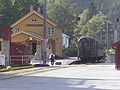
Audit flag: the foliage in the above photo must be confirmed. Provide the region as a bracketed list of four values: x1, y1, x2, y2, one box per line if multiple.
[46, 0, 78, 44]
[105, 48, 115, 54]
[62, 47, 77, 57]
[0, 0, 41, 26]
[71, 0, 120, 23]
[73, 8, 106, 47]
[0, 0, 78, 48]
[0, 0, 119, 50]
[0, 0, 13, 26]
[86, 14, 106, 39]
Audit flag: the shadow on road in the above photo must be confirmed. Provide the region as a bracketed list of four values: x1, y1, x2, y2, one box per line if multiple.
[0, 75, 118, 90]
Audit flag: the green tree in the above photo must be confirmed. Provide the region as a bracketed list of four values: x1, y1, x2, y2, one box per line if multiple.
[88, 2, 97, 19]
[0, 0, 41, 26]
[46, 0, 78, 45]
[86, 13, 106, 41]
[0, 0, 13, 26]
[12, 0, 40, 23]
[73, 9, 91, 46]
[73, 9, 106, 46]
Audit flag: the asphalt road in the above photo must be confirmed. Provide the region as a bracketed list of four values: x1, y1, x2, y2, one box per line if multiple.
[0, 64, 120, 90]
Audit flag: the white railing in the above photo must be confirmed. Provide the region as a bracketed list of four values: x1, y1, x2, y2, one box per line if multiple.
[30, 56, 49, 64]
[10, 55, 49, 65]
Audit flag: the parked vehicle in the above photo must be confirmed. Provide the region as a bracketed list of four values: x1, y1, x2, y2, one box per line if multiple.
[78, 36, 105, 63]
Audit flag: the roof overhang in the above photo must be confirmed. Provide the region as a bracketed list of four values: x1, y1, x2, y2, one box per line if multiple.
[11, 10, 59, 28]
[12, 31, 44, 41]
[112, 41, 120, 47]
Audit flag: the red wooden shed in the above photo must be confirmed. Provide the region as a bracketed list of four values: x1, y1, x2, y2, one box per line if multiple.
[112, 41, 120, 70]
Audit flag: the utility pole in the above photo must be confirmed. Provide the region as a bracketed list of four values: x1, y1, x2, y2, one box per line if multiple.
[114, 23, 117, 43]
[43, 0, 47, 64]
[117, 18, 119, 41]
[106, 20, 109, 49]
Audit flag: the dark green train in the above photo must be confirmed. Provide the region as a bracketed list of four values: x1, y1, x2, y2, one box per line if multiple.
[78, 36, 105, 63]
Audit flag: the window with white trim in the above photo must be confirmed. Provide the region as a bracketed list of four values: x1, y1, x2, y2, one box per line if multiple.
[31, 19, 37, 22]
[48, 28, 55, 36]
[13, 28, 20, 32]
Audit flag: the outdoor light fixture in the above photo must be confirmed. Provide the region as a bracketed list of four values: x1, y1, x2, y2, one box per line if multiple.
[29, 37, 33, 40]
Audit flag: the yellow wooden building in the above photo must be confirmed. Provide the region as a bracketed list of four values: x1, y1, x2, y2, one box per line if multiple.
[10, 10, 62, 57]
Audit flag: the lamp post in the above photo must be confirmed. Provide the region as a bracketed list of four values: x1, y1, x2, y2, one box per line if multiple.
[43, 0, 47, 64]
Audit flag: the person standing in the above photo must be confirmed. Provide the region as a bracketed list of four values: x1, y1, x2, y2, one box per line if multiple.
[49, 53, 55, 66]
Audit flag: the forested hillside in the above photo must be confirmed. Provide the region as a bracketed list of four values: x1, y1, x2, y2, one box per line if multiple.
[70, 0, 120, 23]
[69, 0, 120, 49]
[70, 0, 92, 13]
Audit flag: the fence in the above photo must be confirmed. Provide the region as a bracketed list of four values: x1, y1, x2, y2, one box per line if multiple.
[10, 55, 49, 65]
[10, 55, 33, 65]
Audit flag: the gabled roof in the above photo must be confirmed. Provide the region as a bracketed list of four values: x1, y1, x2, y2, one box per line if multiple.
[12, 31, 44, 40]
[62, 33, 70, 38]
[11, 10, 61, 28]
[112, 41, 120, 47]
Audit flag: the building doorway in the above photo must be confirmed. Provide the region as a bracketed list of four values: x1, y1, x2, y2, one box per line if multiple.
[32, 43, 36, 55]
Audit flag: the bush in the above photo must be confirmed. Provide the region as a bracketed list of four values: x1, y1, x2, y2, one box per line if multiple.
[105, 48, 115, 54]
[62, 47, 77, 57]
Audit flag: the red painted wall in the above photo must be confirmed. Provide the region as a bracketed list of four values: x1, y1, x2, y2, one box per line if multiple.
[10, 43, 31, 64]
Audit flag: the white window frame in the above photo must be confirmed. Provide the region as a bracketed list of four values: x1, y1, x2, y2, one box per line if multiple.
[13, 28, 20, 32]
[31, 19, 37, 22]
[48, 28, 55, 36]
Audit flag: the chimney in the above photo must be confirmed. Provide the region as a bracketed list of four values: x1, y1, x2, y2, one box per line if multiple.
[30, 5, 34, 11]
[38, 7, 41, 13]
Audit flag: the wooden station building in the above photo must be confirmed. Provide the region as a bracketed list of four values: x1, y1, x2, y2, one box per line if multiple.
[10, 10, 62, 58]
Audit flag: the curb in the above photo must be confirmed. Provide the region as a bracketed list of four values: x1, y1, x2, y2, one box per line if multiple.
[0, 64, 49, 72]
[0, 66, 69, 80]
[0, 66, 34, 72]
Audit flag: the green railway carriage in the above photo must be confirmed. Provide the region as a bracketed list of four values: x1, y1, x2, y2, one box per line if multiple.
[78, 36, 105, 63]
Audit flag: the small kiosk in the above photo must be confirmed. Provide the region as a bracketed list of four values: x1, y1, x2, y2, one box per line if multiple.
[112, 41, 120, 70]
